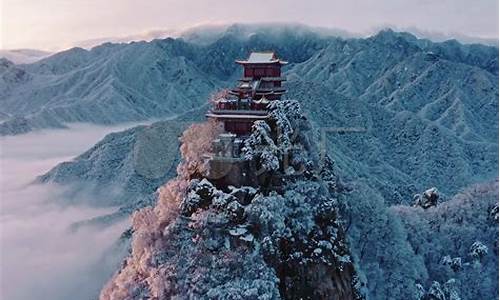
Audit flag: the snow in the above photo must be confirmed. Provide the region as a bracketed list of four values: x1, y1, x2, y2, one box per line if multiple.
[413, 187, 439, 209]
[247, 52, 275, 63]
[228, 226, 247, 236]
[390, 180, 498, 299]
[240, 234, 254, 242]
[427, 281, 446, 300]
[242, 120, 280, 172]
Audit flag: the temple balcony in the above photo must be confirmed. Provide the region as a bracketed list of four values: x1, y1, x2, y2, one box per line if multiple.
[230, 87, 286, 94]
[208, 109, 268, 116]
[209, 98, 271, 113]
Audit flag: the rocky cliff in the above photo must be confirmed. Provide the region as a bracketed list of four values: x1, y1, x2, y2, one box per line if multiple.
[100, 100, 363, 299]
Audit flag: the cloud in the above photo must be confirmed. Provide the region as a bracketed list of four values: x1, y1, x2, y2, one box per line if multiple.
[2, 0, 497, 50]
[0, 124, 141, 300]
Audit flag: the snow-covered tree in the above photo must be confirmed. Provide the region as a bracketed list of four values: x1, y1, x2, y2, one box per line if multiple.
[469, 241, 488, 263]
[413, 187, 439, 209]
[241, 100, 317, 177]
[441, 255, 462, 272]
[340, 182, 427, 300]
[242, 120, 280, 172]
[391, 181, 498, 300]
[443, 279, 461, 300]
[489, 203, 498, 222]
[427, 281, 446, 300]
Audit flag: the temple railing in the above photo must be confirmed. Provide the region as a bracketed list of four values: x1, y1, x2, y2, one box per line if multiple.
[209, 109, 268, 116]
[211, 99, 269, 112]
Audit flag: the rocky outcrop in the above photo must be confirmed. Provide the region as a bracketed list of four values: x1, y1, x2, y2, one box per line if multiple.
[100, 100, 362, 299]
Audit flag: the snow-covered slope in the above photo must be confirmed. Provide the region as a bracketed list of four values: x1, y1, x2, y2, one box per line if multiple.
[0, 40, 221, 135]
[37, 108, 206, 223]
[0, 25, 336, 135]
[287, 77, 497, 203]
[390, 180, 498, 300]
[3, 27, 496, 138]
[1, 27, 496, 138]
[286, 29, 498, 202]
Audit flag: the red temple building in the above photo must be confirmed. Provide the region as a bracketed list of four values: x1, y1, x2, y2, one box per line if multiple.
[206, 51, 287, 136]
[205, 51, 287, 185]
[232, 52, 287, 101]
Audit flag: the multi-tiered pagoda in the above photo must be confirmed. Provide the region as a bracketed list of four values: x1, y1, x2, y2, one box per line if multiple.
[205, 51, 287, 185]
[206, 51, 287, 135]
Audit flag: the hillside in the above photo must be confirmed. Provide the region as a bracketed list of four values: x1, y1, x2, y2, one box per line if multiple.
[37, 108, 206, 224]
[0, 40, 220, 135]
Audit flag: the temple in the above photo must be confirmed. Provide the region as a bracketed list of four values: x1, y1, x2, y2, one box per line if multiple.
[206, 51, 287, 135]
[205, 51, 287, 186]
[232, 52, 287, 101]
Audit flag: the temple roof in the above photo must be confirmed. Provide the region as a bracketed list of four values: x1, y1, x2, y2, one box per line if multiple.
[235, 51, 288, 65]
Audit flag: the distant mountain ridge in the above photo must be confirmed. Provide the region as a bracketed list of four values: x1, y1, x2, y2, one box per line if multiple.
[0, 39, 222, 135]
[0, 49, 52, 64]
[1, 26, 497, 135]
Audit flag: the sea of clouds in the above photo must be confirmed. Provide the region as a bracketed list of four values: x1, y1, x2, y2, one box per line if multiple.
[0, 124, 142, 300]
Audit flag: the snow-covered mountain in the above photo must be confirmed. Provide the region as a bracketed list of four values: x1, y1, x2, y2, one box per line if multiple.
[0, 39, 223, 135]
[0, 49, 52, 64]
[20, 25, 499, 299]
[287, 30, 498, 201]
[1, 27, 496, 137]
[98, 100, 363, 299]
[0, 24, 338, 135]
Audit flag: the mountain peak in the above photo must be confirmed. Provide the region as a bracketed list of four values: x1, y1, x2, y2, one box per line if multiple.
[373, 29, 422, 45]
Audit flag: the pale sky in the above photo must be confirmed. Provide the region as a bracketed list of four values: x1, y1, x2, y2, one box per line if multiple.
[1, 0, 498, 51]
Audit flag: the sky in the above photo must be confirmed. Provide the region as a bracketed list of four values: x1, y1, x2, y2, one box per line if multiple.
[1, 0, 499, 51]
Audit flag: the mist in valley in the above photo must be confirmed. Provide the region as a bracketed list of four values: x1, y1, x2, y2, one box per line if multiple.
[0, 124, 141, 300]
